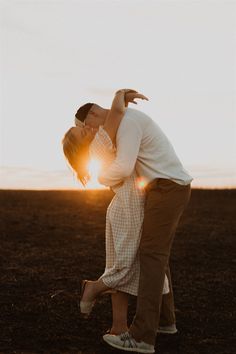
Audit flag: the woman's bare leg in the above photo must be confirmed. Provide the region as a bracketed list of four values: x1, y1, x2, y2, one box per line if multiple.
[81, 279, 129, 333]
[81, 278, 110, 302]
[110, 291, 129, 334]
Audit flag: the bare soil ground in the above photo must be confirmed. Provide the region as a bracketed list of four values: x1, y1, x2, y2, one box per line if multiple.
[0, 189, 235, 354]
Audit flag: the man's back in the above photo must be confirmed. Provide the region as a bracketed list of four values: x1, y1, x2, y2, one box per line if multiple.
[116, 108, 193, 186]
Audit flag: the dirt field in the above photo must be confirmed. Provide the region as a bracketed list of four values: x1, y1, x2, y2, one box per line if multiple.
[0, 189, 235, 354]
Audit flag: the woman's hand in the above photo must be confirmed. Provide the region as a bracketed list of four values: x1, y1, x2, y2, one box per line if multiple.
[115, 88, 149, 106]
[115, 88, 137, 95]
[103, 88, 149, 144]
[124, 91, 149, 106]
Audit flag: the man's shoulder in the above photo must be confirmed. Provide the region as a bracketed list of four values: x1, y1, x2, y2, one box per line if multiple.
[116, 108, 144, 140]
[125, 107, 150, 119]
[120, 108, 165, 140]
[121, 107, 152, 127]
[118, 108, 143, 131]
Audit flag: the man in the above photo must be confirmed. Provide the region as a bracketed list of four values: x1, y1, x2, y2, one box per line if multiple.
[75, 89, 193, 353]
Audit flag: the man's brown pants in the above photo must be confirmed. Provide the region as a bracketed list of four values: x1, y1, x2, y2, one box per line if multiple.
[129, 178, 191, 345]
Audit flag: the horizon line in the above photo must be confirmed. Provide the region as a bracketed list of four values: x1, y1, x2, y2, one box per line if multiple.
[0, 186, 236, 191]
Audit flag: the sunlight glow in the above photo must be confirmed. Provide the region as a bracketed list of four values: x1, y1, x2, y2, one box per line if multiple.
[86, 158, 105, 190]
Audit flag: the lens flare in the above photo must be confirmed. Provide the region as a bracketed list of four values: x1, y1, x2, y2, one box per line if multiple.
[136, 177, 147, 189]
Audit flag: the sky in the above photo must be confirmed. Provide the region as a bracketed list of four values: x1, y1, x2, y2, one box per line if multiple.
[0, 0, 235, 189]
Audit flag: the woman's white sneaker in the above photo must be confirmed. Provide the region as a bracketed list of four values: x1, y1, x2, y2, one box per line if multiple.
[103, 332, 155, 353]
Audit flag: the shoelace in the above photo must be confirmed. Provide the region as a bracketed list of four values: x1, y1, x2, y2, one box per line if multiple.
[120, 332, 138, 348]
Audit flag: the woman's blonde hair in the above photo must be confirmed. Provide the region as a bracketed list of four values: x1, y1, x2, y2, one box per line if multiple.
[62, 127, 90, 186]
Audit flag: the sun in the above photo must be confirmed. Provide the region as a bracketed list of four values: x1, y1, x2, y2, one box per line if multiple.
[86, 158, 105, 189]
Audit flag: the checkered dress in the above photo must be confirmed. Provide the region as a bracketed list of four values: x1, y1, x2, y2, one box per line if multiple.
[90, 127, 169, 296]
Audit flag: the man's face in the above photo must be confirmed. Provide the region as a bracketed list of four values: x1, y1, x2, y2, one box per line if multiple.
[84, 104, 108, 128]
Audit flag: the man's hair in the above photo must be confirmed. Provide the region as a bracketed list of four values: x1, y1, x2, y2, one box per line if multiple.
[75, 103, 94, 122]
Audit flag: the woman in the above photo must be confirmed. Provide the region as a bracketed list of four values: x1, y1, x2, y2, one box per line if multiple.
[62, 89, 169, 335]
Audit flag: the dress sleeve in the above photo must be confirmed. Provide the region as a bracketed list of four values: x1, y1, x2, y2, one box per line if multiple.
[89, 126, 116, 169]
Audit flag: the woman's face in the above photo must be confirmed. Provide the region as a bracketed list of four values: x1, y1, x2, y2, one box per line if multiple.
[71, 126, 97, 145]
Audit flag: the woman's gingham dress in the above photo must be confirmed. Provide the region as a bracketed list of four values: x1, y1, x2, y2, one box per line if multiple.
[90, 127, 169, 296]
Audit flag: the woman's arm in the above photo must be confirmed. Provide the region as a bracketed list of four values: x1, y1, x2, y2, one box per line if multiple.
[103, 89, 148, 143]
[103, 90, 126, 143]
[90, 90, 130, 169]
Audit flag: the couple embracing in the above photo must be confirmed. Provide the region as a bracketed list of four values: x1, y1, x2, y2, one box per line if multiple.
[62, 89, 192, 353]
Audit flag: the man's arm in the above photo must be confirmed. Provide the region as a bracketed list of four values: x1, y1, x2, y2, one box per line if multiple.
[98, 118, 143, 187]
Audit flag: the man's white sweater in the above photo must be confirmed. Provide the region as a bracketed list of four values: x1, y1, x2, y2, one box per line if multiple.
[98, 108, 193, 187]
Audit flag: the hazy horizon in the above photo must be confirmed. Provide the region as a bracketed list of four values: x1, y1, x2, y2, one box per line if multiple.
[1, 164, 235, 190]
